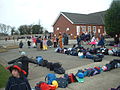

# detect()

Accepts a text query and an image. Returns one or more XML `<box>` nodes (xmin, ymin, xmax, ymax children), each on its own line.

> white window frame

<box><xmin>93</xmin><ymin>26</ymin><xmax>96</xmax><ymax>33</ymax></box>
<box><xmin>82</xmin><ymin>26</ymin><xmax>86</xmax><ymax>33</ymax></box>
<box><xmin>88</xmin><ymin>26</ymin><xmax>91</xmax><ymax>33</ymax></box>
<box><xmin>56</xmin><ymin>27</ymin><xmax>59</xmax><ymax>31</ymax></box>
<box><xmin>76</xmin><ymin>26</ymin><xmax>80</xmax><ymax>35</ymax></box>
<box><xmin>98</xmin><ymin>29</ymin><xmax>100</xmax><ymax>33</ymax></box>
<box><xmin>66</xmin><ymin>28</ymin><xmax>70</xmax><ymax>31</ymax></box>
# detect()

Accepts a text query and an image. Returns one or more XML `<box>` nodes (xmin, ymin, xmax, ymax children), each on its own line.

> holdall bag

<box><xmin>45</xmin><ymin>73</ymin><xmax>56</xmax><ymax>85</ymax></box>
<box><xmin>47</xmin><ymin>62</ymin><xmax>53</xmax><ymax>68</ymax></box>
<box><xmin>53</xmin><ymin>63</ymin><xmax>62</xmax><ymax>69</ymax></box>
<box><xmin>54</xmin><ymin>67</ymin><xmax>65</xmax><ymax>74</ymax></box>
<box><xmin>56</xmin><ymin>78</ymin><xmax>68</xmax><ymax>88</ymax></box>
<box><xmin>93</xmin><ymin>56</ymin><xmax>102</xmax><ymax>62</ymax></box>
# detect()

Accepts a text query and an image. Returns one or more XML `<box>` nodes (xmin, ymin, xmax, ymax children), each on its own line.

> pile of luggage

<box><xmin>34</xmin><ymin>59</ymin><xmax>120</xmax><ymax>90</ymax></box>
<box><xmin>55</xmin><ymin>45</ymin><xmax>120</xmax><ymax>61</ymax></box>
<box><xmin>36</xmin><ymin>56</ymin><xmax>65</xmax><ymax>74</ymax></box>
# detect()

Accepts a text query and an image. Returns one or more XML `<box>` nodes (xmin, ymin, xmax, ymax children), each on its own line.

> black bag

<box><xmin>109</xmin><ymin>60</ymin><xmax>118</xmax><ymax>69</ymax></box>
<box><xmin>54</xmin><ymin>67</ymin><xmax>65</xmax><ymax>74</ymax></box>
<box><xmin>65</xmin><ymin>50</ymin><xmax>70</xmax><ymax>55</ymax></box>
<box><xmin>105</xmin><ymin>64</ymin><xmax>112</xmax><ymax>71</ymax></box>
<box><xmin>96</xmin><ymin>53</ymin><xmax>104</xmax><ymax>58</ymax></box>
<box><xmin>93</xmin><ymin>56</ymin><xmax>102</xmax><ymax>62</ymax></box>
<box><xmin>53</xmin><ymin>63</ymin><xmax>62</xmax><ymax>69</ymax></box>
<box><xmin>47</xmin><ymin>62</ymin><xmax>53</xmax><ymax>68</ymax></box>
<box><xmin>41</xmin><ymin>60</ymin><xmax>48</xmax><ymax>67</ymax></box>
<box><xmin>56</xmin><ymin>78</ymin><xmax>68</xmax><ymax>88</ymax></box>
<box><xmin>70</xmin><ymin>51</ymin><xmax>78</xmax><ymax>56</ymax></box>
<box><xmin>64</xmin><ymin>74</ymin><xmax>71</xmax><ymax>84</ymax></box>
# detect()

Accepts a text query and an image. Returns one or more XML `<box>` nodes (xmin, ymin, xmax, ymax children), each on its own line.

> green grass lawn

<box><xmin>0</xmin><ymin>64</ymin><xmax>10</xmax><ymax>88</ymax></box>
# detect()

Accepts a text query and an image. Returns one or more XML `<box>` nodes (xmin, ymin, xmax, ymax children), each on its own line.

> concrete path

<box><xmin>0</xmin><ymin>39</ymin><xmax>120</xmax><ymax>90</ymax></box>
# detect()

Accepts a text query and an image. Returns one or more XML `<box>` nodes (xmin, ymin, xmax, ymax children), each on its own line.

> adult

<box><xmin>8</xmin><ymin>52</ymin><xmax>38</xmax><ymax>77</ymax></box>
<box><xmin>58</xmin><ymin>33</ymin><xmax>63</xmax><ymax>49</ymax></box>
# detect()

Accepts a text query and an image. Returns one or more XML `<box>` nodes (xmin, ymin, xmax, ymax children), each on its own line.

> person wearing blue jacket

<box><xmin>97</xmin><ymin>35</ymin><xmax>105</xmax><ymax>47</ymax></box>
<box><xmin>5</xmin><ymin>63</ymin><xmax>31</xmax><ymax>90</ymax></box>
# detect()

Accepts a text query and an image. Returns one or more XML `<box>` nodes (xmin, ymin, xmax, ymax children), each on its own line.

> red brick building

<box><xmin>53</xmin><ymin>11</ymin><xmax>106</xmax><ymax>39</ymax></box>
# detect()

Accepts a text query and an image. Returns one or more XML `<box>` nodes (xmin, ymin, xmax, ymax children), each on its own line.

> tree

<box><xmin>18</xmin><ymin>25</ymin><xmax>27</xmax><ymax>35</ymax></box>
<box><xmin>105</xmin><ymin>0</ymin><xmax>120</xmax><ymax>37</ymax></box>
<box><xmin>0</xmin><ymin>24</ymin><xmax>10</xmax><ymax>35</ymax></box>
<box><xmin>32</xmin><ymin>25</ymin><xmax>43</xmax><ymax>34</ymax></box>
<box><xmin>11</xmin><ymin>27</ymin><xmax>15</xmax><ymax>35</ymax></box>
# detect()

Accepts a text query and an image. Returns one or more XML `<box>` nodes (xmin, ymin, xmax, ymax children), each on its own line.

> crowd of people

<box><xmin>4</xmin><ymin>32</ymin><xmax>120</xmax><ymax>90</ymax></box>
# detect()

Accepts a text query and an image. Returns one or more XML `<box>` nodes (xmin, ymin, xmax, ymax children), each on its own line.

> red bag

<box><xmin>68</xmin><ymin>73</ymin><xmax>77</xmax><ymax>83</ymax></box>
<box><xmin>37</xmin><ymin>82</ymin><xmax>56</xmax><ymax>90</ymax></box>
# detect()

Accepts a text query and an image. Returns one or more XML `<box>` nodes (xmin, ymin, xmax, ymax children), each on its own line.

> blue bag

<box><xmin>45</xmin><ymin>73</ymin><xmax>56</xmax><ymax>84</ymax></box>
<box><xmin>86</xmin><ymin>55</ymin><xmax>94</xmax><ymax>59</ymax></box>
<box><xmin>36</xmin><ymin>56</ymin><xmax>43</xmax><ymax>65</ymax></box>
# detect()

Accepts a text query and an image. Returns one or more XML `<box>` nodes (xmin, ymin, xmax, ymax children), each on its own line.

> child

<box><xmin>19</xmin><ymin>40</ymin><xmax>24</xmax><ymax>52</ymax></box>
<box><xmin>5</xmin><ymin>63</ymin><xmax>31</xmax><ymax>90</ymax></box>
<box><xmin>43</xmin><ymin>37</ymin><xmax>48</xmax><ymax>50</ymax></box>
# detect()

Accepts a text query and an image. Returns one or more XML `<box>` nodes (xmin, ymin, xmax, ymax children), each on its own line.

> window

<box><xmin>76</xmin><ymin>26</ymin><xmax>80</xmax><ymax>35</ymax></box>
<box><xmin>98</xmin><ymin>29</ymin><xmax>100</xmax><ymax>33</ymax></box>
<box><xmin>81</xmin><ymin>26</ymin><xmax>86</xmax><ymax>33</ymax></box>
<box><xmin>88</xmin><ymin>26</ymin><xmax>91</xmax><ymax>33</ymax></box>
<box><xmin>66</xmin><ymin>28</ymin><xmax>70</xmax><ymax>31</ymax></box>
<box><xmin>93</xmin><ymin>26</ymin><xmax>96</xmax><ymax>33</ymax></box>
<box><xmin>56</xmin><ymin>27</ymin><xmax>59</xmax><ymax>30</ymax></box>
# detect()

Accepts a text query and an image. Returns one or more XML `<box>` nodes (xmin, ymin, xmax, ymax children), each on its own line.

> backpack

<box><xmin>78</xmin><ymin>52</ymin><xmax>84</xmax><ymax>59</ymax></box>
<box><xmin>36</xmin><ymin>56</ymin><xmax>43</xmax><ymax>65</ymax></box>
<box><xmin>68</xmin><ymin>73</ymin><xmax>77</xmax><ymax>83</ymax></box>
<box><xmin>45</xmin><ymin>73</ymin><xmax>56</xmax><ymax>85</ymax></box>
<box><xmin>96</xmin><ymin>53</ymin><xmax>104</xmax><ymax>58</ymax></box>
<box><xmin>56</xmin><ymin>78</ymin><xmax>68</xmax><ymax>88</ymax></box>
<box><xmin>105</xmin><ymin>64</ymin><xmax>112</xmax><ymax>71</ymax></box>
<box><xmin>70</xmin><ymin>51</ymin><xmax>78</xmax><ymax>56</ymax></box>
<box><xmin>64</xmin><ymin>74</ymin><xmax>71</xmax><ymax>84</ymax></box>
<box><xmin>65</xmin><ymin>50</ymin><xmax>70</xmax><ymax>55</ymax></box>
<box><xmin>54</xmin><ymin>67</ymin><xmax>65</xmax><ymax>74</ymax></box>
<box><xmin>36</xmin><ymin>81</ymin><xmax>56</xmax><ymax>90</ymax></box>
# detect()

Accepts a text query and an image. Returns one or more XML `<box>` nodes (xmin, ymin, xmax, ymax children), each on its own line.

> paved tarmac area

<box><xmin>0</xmin><ymin>39</ymin><xmax>120</xmax><ymax>90</ymax></box>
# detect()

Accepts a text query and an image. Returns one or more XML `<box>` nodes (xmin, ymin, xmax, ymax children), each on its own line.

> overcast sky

<box><xmin>0</xmin><ymin>0</ymin><xmax>113</xmax><ymax>32</ymax></box>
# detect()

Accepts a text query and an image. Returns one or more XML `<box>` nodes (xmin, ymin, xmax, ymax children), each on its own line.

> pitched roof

<box><xmin>61</xmin><ymin>11</ymin><xmax>106</xmax><ymax>25</ymax></box>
